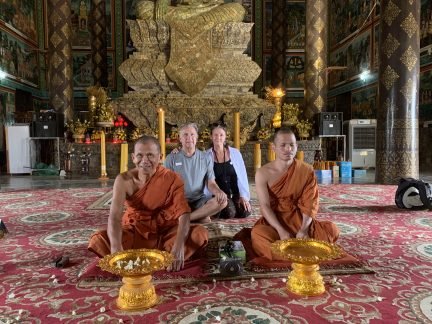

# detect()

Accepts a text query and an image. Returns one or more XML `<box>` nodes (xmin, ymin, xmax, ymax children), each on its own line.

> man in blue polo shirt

<box><xmin>165</xmin><ymin>123</ymin><xmax>228</xmax><ymax>223</ymax></box>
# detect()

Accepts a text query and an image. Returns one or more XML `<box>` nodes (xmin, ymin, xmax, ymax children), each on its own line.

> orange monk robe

<box><xmin>251</xmin><ymin>160</ymin><xmax>340</xmax><ymax>260</ymax></box>
<box><xmin>88</xmin><ymin>166</ymin><xmax>208</xmax><ymax>258</ymax></box>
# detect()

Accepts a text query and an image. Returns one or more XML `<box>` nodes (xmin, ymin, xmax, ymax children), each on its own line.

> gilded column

<box><xmin>376</xmin><ymin>0</ymin><xmax>420</xmax><ymax>184</ymax></box>
<box><xmin>47</xmin><ymin>0</ymin><xmax>73</xmax><ymax>122</ymax></box>
<box><xmin>304</xmin><ymin>0</ymin><xmax>327</xmax><ymax>119</ymax></box>
<box><xmin>271</xmin><ymin>0</ymin><xmax>286</xmax><ymax>88</ymax></box>
<box><xmin>90</xmin><ymin>0</ymin><xmax>108</xmax><ymax>87</ymax></box>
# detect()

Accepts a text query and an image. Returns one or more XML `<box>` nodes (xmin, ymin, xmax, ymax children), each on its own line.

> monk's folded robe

<box><xmin>251</xmin><ymin>160</ymin><xmax>340</xmax><ymax>260</ymax></box>
<box><xmin>89</xmin><ymin>166</ymin><xmax>208</xmax><ymax>258</ymax></box>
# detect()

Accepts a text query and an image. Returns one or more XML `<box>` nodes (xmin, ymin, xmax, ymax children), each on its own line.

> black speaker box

<box><xmin>32</xmin><ymin>112</ymin><xmax>64</xmax><ymax>137</ymax></box>
<box><xmin>316</xmin><ymin>112</ymin><xmax>342</xmax><ymax>136</ymax></box>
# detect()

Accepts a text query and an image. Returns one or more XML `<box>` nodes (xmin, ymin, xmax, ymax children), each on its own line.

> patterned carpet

<box><xmin>1</xmin><ymin>184</ymin><xmax>432</xmax><ymax>323</ymax></box>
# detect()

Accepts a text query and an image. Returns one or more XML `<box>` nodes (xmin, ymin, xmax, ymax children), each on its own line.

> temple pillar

<box><xmin>304</xmin><ymin>0</ymin><xmax>327</xmax><ymax>119</ymax></box>
<box><xmin>271</xmin><ymin>0</ymin><xmax>286</xmax><ymax>88</ymax></box>
<box><xmin>47</xmin><ymin>0</ymin><xmax>73</xmax><ymax>122</ymax></box>
<box><xmin>376</xmin><ymin>0</ymin><xmax>420</xmax><ymax>184</ymax></box>
<box><xmin>90</xmin><ymin>0</ymin><xmax>108</xmax><ymax>87</ymax></box>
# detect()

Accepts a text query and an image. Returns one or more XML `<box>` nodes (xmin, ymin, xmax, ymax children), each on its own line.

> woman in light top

<box><xmin>206</xmin><ymin>124</ymin><xmax>251</xmax><ymax>218</ymax></box>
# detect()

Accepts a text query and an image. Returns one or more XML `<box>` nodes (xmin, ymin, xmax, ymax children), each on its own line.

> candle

<box><xmin>233</xmin><ymin>112</ymin><xmax>240</xmax><ymax>150</ymax></box>
<box><xmin>296</xmin><ymin>150</ymin><xmax>304</xmax><ymax>161</ymax></box>
<box><xmin>267</xmin><ymin>143</ymin><xmax>275</xmax><ymax>162</ymax></box>
<box><xmin>158</xmin><ymin>108</ymin><xmax>166</xmax><ymax>161</ymax></box>
<box><xmin>99</xmin><ymin>130</ymin><xmax>108</xmax><ymax>179</ymax></box>
<box><xmin>120</xmin><ymin>142</ymin><xmax>128</xmax><ymax>173</ymax></box>
<box><xmin>254</xmin><ymin>142</ymin><xmax>261</xmax><ymax>173</ymax></box>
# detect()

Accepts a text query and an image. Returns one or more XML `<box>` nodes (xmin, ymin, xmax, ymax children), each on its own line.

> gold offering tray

<box><xmin>271</xmin><ymin>238</ymin><xmax>342</xmax><ymax>264</ymax></box>
<box><xmin>99</xmin><ymin>249</ymin><xmax>173</xmax><ymax>276</ymax></box>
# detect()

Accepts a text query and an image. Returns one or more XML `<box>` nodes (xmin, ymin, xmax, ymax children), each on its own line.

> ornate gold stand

<box><xmin>287</xmin><ymin>263</ymin><xmax>325</xmax><ymax>296</ymax></box>
<box><xmin>99</xmin><ymin>249</ymin><xmax>173</xmax><ymax>311</ymax></box>
<box><xmin>271</xmin><ymin>239</ymin><xmax>343</xmax><ymax>297</ymax></box>
<box><xmin>117</xmin><ymin>275</ymin><xmax>158</xmax><ymax>310</ymax></box>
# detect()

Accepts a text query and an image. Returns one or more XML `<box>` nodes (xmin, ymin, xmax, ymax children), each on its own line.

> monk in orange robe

<box><xmin>251</xmin><ymin>128</ymin><xmax>339</xmax><ymax>261</ymax></box>
<box><xmin>88</xmin><ymin>136</ymin><xmax>208</xmax><ymax>271</ymax></box>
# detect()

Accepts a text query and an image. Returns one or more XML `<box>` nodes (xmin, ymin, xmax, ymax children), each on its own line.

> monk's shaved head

<box><xmin>134</xmin><ymin>135</ymin><xmax>161</xmax><ymax>153</ymax></box>
<box><xmin>272</xmin><ymin>127</ymin><xmax>296</xmax><ymax>143</ymax></box>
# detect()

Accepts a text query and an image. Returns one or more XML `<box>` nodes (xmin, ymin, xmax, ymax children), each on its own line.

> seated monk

<box><xmin>88</xmin><ymin>135</ymin><xmax>208</xmax><ymax>271</ymax></box>
<box><xmin>251</xmin><ymin>127</ymin><xmax>340</xmax><ymax>261</ymax></box>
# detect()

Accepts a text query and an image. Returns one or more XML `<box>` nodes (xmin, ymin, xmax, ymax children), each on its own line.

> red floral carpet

<box><xmin>1</xmin><ymin>185</ymin><xmax>432</xmax><ymax>323</ymax></box>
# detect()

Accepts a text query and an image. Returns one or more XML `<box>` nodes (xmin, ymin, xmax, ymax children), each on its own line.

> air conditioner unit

<box><xmin>347</xmin><ymin>119</ymin><xmax>376</xmax><ymax>168</ymax></box>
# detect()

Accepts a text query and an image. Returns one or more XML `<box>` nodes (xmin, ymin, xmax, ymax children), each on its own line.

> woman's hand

<box><xmin>238</xmin><ymin>197</ymin><xmax>251</xmax><ymax>212</ymax></box>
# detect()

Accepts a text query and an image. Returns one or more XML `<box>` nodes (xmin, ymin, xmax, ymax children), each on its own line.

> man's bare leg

<box><xmin>190</xmin><ymin>197</ymin><xmax>227</xmax><ymax>223</ymax></box>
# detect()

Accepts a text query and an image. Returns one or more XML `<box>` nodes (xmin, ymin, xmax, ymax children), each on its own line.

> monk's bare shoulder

<box><xmin>116</xmin><ymin>170</ymin><xmax>136</xmax><ymax>183</ymax></box>
<box><xmin>255</xmin><ymin>162</ymin><xmax>278</xmax><ymax>188</ymax></box>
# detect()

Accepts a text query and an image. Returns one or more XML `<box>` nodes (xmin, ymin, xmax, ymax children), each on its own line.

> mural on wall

<box><xmin>71</xmin><ymin>0</ymin><xmax>113</xmax><ymax>48</ymax></box>
<box><xmin>420</xmin><ymin>68</ymin><xmax>432</xmax><ymax>120</ymax></box>
<box><xmin>421</xmin><ymin>0</ymin><xmax>432</xmax><ymax>49</ymax></box>
<box><xmin>351</xmin><ymin>85</ymin><xmax>377</xmax><ymax>119</ymax></box>
<box><xmin>72</xmin><ymin>51</ymin><xmax>114</xmax><ymax>89</ymax></box>
<box><xmin>329</xmin><ymin>0</ymin><xmax>374</xmax><ymax>48</ymax></box>
<box><xmin>0</xmin><ymin>0</ymin><xmax>37</xmax><ymax>43</ymax></box>
<box><xmin>0</xmin><ymin>90</ymin><xmax>15</xmax><ymax>127</ymax></box>
<box><xmin>0</xmin><ymin>28</ymin><xmax>39</xmax><ymax>86</ymax></box>
<box><xmin>264</xmin><ymin>54</ymin><xmax>305</xmax><ymax>92</ymax></box>
<box><xmin>286</xmin><ymin>1</ymin><xmax>305</xmax><ymax>51</ymax></box>
<box><xmin>420</xmin><ymin>49</ymin><xmax>432</xmax><ymax>67</ymax></box>
<box><xmin>286</xmin><ymin>55</ymin><xmax>304</xmax><ymax>90</ymax></box>
<box><xmin>264</xmin><ymin>1</ymin><xmax>305</xmax><ymax>51</ymax></box>
<box><xmin>329</xmin><ymin>29</ymin><xmax>371</xmax><ymax>87</ymax></box>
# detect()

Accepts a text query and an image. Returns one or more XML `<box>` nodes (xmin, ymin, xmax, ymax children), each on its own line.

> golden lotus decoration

<box><xmin>271</xmin><ymin>239</ymin><xmax>343</xmax><ymax>296</ymax></box>
<box><xmin>296</xmin><ymin>119</ymin><xmax>313</xmax><ymax>139</ymax></box>
<box><xmin>281</xmin><ymin>103</ymin><xmax>300</xmax><ymax>127</ymax></box>
<box><xmin>256</xmin><ymin>127</ymin><xmax>272</xmax><ymax>141</ymax></box>
<box><xmin>99</xmin><ymin>249</ymin><xmax>173</xmax><ymax>311</ymax></box>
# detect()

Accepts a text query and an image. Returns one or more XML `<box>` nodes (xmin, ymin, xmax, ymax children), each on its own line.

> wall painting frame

<box><xmin>70</xmin><ymin>0</ymin><xmax>114</xmax><ymax>49</ymax></box>
<box><xmin>0</xmin><ymin>0</ymin><xmax>37</xmax><ymax>44</ymax></box>
<box><xmin>0</xmin><ymin>27</ymin><xmax>39</xmax><ymax>87</ymax></box>
<box><xmin>72</xmin><ymin>51</ymin><xmax>115</xmax><ymax>90</ymax></box>
<box><xmin>329</xmin><ymin>29</ymin><xmax>371</xmax><ymax>88</ymax></box>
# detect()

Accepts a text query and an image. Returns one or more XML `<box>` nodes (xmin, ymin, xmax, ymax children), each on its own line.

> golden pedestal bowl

<box><xmin>271</xmin><ymin>239</ymin><xmax>343</xmax><ymax>296</ymax></box>
<box><xmin>99</xmin><ymin>249</ymin><xmax>173</xmax><ymax>311</ymax></box>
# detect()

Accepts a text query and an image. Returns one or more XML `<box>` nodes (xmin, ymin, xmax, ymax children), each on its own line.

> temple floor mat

<box><xmin>1</xmin><ymin>184</ymin><xmax>432</xmax><ymax>323</ymax></box>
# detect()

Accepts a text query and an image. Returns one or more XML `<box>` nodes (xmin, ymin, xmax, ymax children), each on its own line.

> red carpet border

<box><xmin>0</xmin><ymin>185</ymin><xmax>431</xmax><ymax>323</ymax></box>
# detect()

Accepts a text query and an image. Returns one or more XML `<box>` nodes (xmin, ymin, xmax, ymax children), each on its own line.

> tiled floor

<box><xmin>1</xmin><ymin>169</ymin><xmax>431</xmax><ymax>192</ymax></box>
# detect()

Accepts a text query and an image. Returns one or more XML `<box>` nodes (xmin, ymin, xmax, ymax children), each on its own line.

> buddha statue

<box><xmin>136</xmin><ymin>0</ymin><xmax>245</xmax><ymax>23</ymax></box>
<box><xmin>135</xmin><ymin>0</ymin><xmax>246</xmax><ymax>96</ymax></box>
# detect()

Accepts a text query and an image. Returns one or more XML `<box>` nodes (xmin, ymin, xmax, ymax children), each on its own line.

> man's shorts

<box><xmin>188</xmin><ymin>195</ymin><xmax>211</xmax><ymax>211</ymax></box>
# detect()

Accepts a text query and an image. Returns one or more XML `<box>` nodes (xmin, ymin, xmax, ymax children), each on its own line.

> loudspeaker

<box><xmin>32</xmin><ymin>112</ymin><xmax>64</xmax><ymax>137</ymax></box>
<box><xmin>316</xmin><ymin>112</ymin><xmax>342</xmax><ymax>136</ymax></box>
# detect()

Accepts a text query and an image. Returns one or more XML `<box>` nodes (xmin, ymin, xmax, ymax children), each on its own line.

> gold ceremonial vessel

<box><xmin>271</xmin><ymin>239</ymin><xmax>343</xmax><ymax>296</ymax></box>
<box><xmin>99</xmin><ymin>248</ymin><xmax>173</xmax><ymax>311</ymax></box>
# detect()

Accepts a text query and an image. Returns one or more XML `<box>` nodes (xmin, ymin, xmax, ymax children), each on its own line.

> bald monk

<box><xmin>88</xmin><ymin>135</ymin><xmax>208</xmax><ymax>271</ymax></box>
<box><xmin>251</xmin><ymin>127</ymin><xmax>340</xmax><ymax>261</ymax></box>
